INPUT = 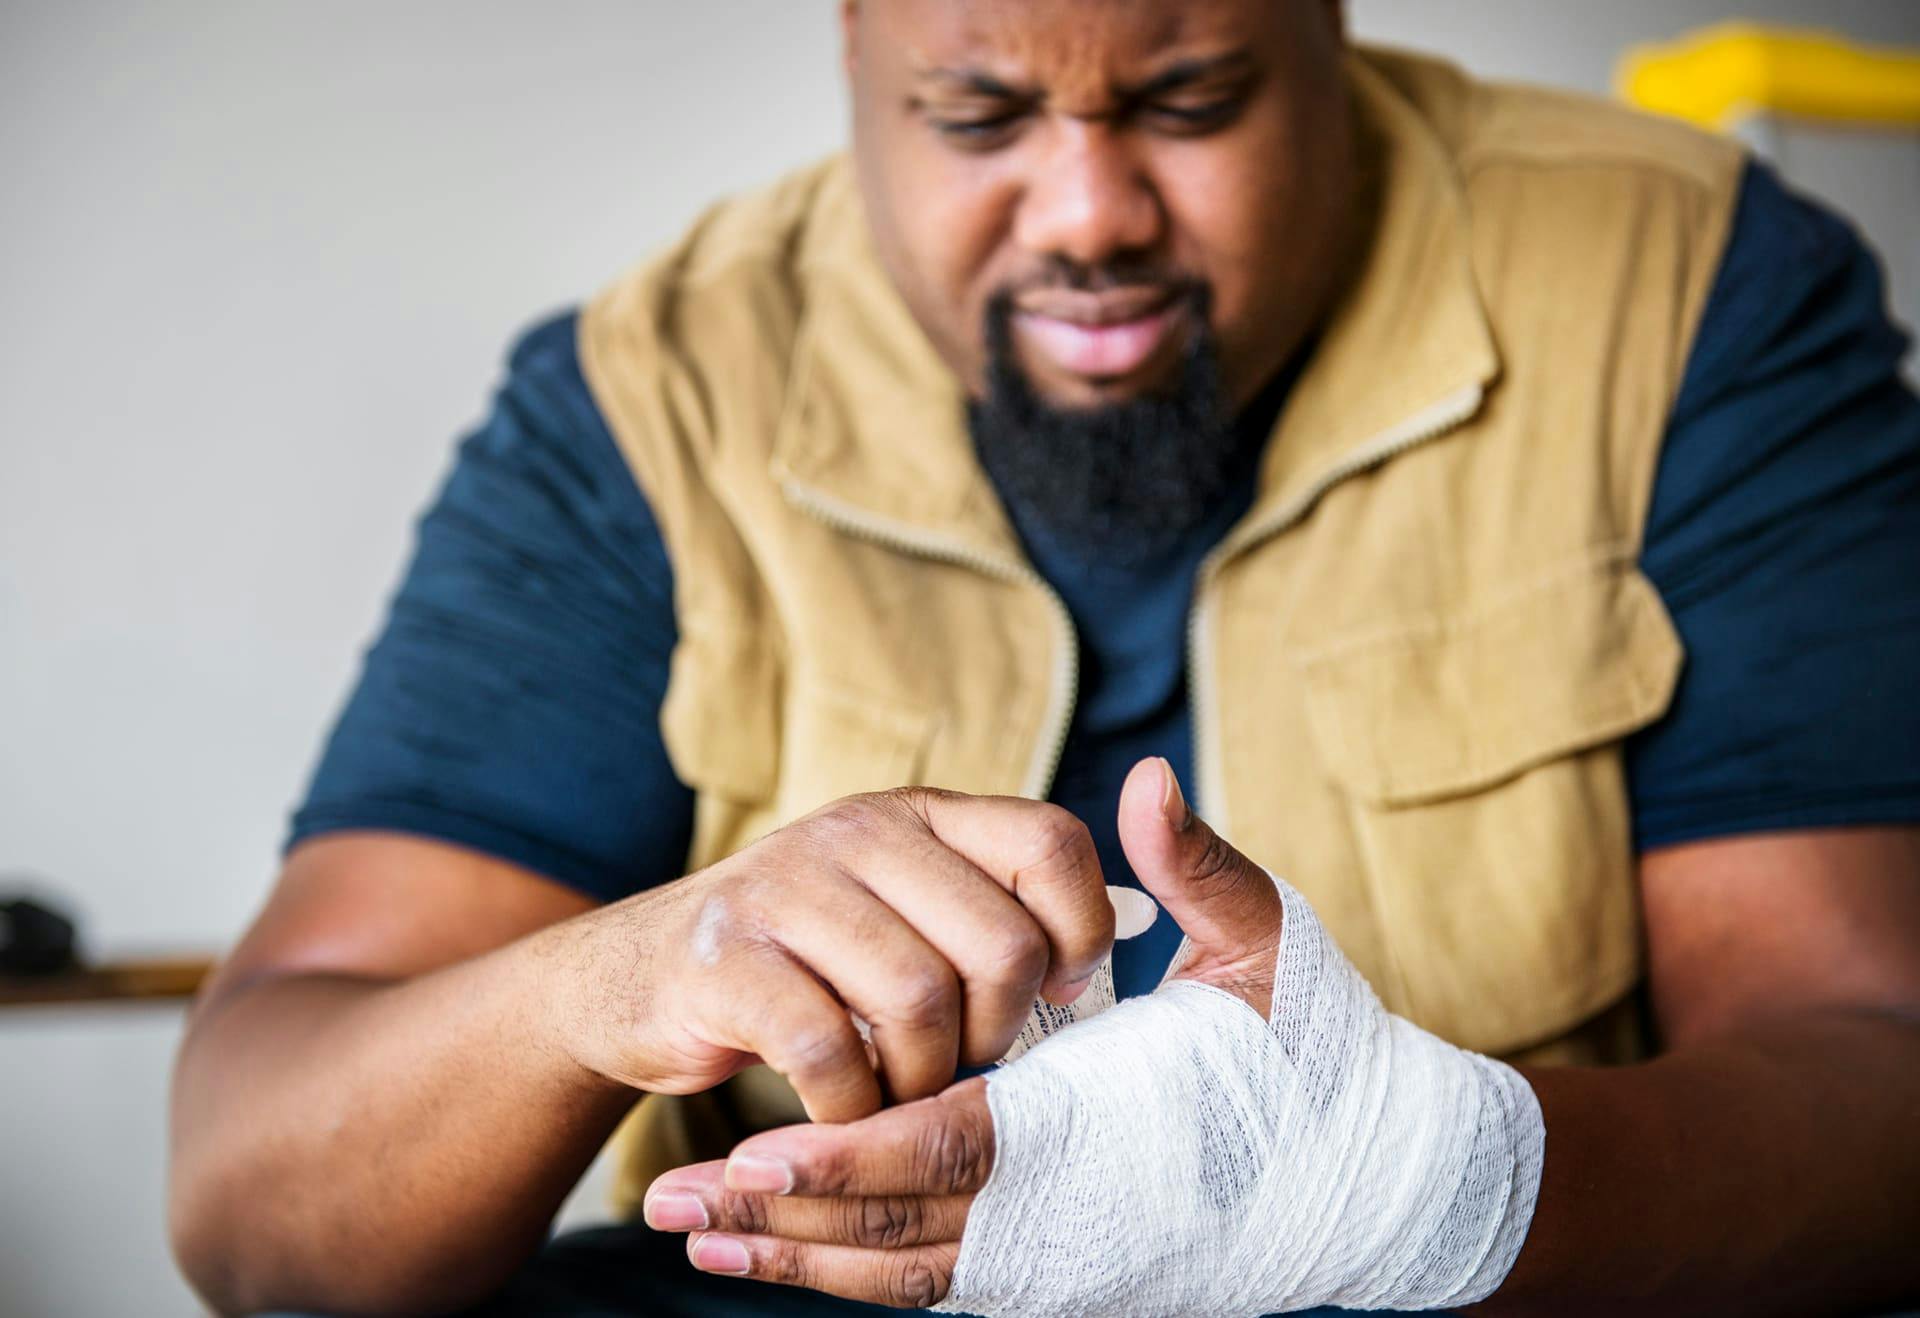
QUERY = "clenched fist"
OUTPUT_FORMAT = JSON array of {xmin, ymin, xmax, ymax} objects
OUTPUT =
[{"xmin": 552, "ymin": 788, "xmax": 1118, "ymax": 1122}]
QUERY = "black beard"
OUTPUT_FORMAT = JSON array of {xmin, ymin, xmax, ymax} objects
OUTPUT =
[{"xmin": 969, "ymin": 287, "xmax": 1239, "ymax": 567}]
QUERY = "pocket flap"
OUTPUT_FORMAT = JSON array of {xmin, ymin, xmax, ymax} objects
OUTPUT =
[
  {"xmin": 660, "ymin": 614, "xmax": 783, "ymax": 803},
  {"xmin": 1296, "ymin": 559, "xmax": 1683, "ymax": 807}
]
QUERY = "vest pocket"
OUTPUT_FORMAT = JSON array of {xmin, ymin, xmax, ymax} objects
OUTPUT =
[
  {"xmin": 773, "ymin": 676, "xmax": 939, "ymax": 821},
  {"xmin": 1297, "ymin": 560, "xmax": 1682, "ymax": 807},
  {"xmin": 1292, "ymin": 558, "xmax": 1683, "ymax": 1056}
]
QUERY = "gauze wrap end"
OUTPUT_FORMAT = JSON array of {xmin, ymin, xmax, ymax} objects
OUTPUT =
[{"xmin": 938, "ymin": 875, "xmax": 1545, "ymax": 1318}]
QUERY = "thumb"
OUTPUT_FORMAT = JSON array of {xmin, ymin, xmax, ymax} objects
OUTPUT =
[{"xmin": 1116, "ymin": 757, "xmax": 1281, "ymax": 1009}]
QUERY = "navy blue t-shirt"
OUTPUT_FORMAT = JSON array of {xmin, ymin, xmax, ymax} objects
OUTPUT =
[{"xmin": 291, "ymin": 162, "xmax": 1920, "ymax": 999}]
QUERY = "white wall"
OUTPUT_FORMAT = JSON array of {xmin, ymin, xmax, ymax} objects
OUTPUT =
[
  {"xmin": 0, "ymin": 1, "xmax": 847, "ymax": 956},
  {"xmin": 3, "ymin": 3, "xmax": 1915, "ymax": 1315}
]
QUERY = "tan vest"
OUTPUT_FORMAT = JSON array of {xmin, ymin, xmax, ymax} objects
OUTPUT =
[{"xmin": 578, "ymin": 49, "xmax": 1744, "ymax": 1213}]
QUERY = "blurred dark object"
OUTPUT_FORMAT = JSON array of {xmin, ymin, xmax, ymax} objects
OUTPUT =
[
  {"xmin": 0, "ymin": 893, "xmax": 80, "ymax": 976},
  {"xmin": 0, "ymin": 884, "xmax": 213, "ymax": 1008}
]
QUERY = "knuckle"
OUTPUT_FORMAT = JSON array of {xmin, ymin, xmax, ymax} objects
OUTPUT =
[
  {"xmin": 1189, "ymin": 825, "xmax": 1242, "ymax": 890},
  {"xmin": 1028, "ymin": 804, "xmax": 1095, "ymax": 870},
  {"xmin": 889, "ymin": 966, "xmax": 959, "ymax": 1030},
  {"xmin": 796, "ymin": 794, "xmax": 895, "ymax": 854},
  {"xmin": 913, "ymin": 1110, "xmax": 988, "ymax": 1196},
  {"xmin": 720, "ymin": 1189, "xmax": 772, "ymax": 1236},
  {"xmin": 885, "ymin": 1257, "xmax": 947, "ymax": 1309},
  {"xmin": 791, "ymin": 812, "xmax": 859, "ymax": 858},
  {"xmin": 889, "ymin": 785, "xmax": 951, "ymax": 825},
  {"xmin": 679, "ymin": 892, "xmax": 740, "ymax": 970},
  {"xmin": 811, "ymin": 1144, "xmax": 857, "ymax": 1197},
  {"xmin": 707, "ymin": 857, "xmax": 777, "ymax": 914},
  {"xmin": 978, "ymin": 921, "xmax": 1049, "ymax": 988},
  {"xmin": 852, "ymin": 790, "xmax": 930, "ymax": 831},
  {"xmin": 785, "ymin": 1022, "xmax": 860, "ymax": 1078},
  {"xmin": 761, "ymin": 1238, "xmax": 806, "ymax": 1288},
  {"xmin": 852, "ymin": 1195, "xmax": 920, "ymax": 1250}
]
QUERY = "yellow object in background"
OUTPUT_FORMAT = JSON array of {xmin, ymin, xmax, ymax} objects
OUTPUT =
[{"xmin": 1620, "ymin": 23, "xmax": 1920, "ymax": 133}]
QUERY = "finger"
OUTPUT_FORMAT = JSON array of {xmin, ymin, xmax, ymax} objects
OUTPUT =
[
  {"xmin": 1115, "ymin": 757, "xmax": 1281, "ymax": 1006},
  {"xmin": 907, "ymin": 790, "xmax": 1114, "ymax": 1000},
  {"xmin": 646, "ymin": 1163, "xmax": 973, "ymax": 1249},
  {"xmin": 725, "ymin": 1077, "xmax": 994, "ymax": 1200},
  {"xmin": 687, "ymin": 1231, "xmax": 959, "ymax": 1310},
  {"xmin": 762, "ymin": 873, "xmax": 962, "ymax": 1104},
  {"xmin": 699, "ymin": 945, "xmax": 881, "ymax": 1124},
  {"xmin": 845, "ymin": 828, "xmax": 1054, "ymax": 1065}
]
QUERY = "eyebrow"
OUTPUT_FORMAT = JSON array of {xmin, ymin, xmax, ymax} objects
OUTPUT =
[
  {"xmin": 914, "ymin": 67, "xmax": 1035, "ymax": 100},
  {"xmin": 1126, "ymin": 49, "xmax": 1255, "ymax": 100},
  {"xmin": 913, "ymin": 46, "xmax": 1254, "ymax": 104}
]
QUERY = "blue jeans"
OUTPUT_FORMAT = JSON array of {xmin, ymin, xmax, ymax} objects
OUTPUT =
[
  {"xmin": 260, "ymin": 1224, "xmax": 1421, "ymax": 1315},
  {"xmin": 261, "ymin": 1223, "xmax": 1920, "ymax": 1315}
]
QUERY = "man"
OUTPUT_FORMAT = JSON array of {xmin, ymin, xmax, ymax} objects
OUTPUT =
[{"xmin": 169, "ymin": 0, "xmax": 1920, "ymax": 1314}]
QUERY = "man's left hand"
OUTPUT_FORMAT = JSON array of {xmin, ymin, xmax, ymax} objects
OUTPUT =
[{"xmin": 643, "ymin": 1075, "xmax": 990, "ymax": 1307}]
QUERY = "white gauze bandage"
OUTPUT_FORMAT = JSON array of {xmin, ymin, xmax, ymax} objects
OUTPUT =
[{"xmin": 938, "ymin": 875, "xmax": 1545, "ymax": 1317}]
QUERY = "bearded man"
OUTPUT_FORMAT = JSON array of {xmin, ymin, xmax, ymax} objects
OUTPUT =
[{"xmin": 169, "ymin": 2, "xmax": 1920, "ymax": 1315}]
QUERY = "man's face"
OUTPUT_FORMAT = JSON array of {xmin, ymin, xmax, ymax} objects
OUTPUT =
[{"xmin": 844, "ymin": 0, "xmax": 1356, "ymax": 412}]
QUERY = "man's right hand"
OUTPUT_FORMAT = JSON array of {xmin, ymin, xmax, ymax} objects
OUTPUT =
[{"xmin": 551, "ymin": 789, "xmax": 1116, "ymax": 1123}]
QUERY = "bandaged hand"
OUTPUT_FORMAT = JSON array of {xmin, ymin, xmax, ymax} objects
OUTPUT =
[{"xmin": 654, "ymin": 758, "xmax": 1543, "ymax": 1314}]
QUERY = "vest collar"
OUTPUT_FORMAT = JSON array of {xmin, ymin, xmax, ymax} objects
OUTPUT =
[
  {"xmin": 772, "ymin": 52, "xmax": 1501, "ymax": 569},
  {"xmin": 770, "ymin": 164, "xmax": 1028, "ymax": 569},
  {"xmin": 1225, "ymin": 55, "xmax": 1501, "ymax": 558}
]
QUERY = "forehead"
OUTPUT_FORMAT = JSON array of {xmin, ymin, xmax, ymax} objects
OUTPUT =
[{"xmin": 867, "ymin": 0, "xmax": 1279, "ymax": 88}]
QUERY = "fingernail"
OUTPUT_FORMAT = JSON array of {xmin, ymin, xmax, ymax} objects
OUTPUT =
[
  {"xmin": 725, "ymin": 1154, "xmax": 794, "ymax": 1195},
  {"xmin": 1108, "ymin": 886, "xmax": 1159, "ymax": 941},
  {"xmin": 1057, "ymin": 972, "xmax": 1093, "ymax": 1005},
  {"xmin": 1159, "ymin": 758, "xmax": 1190, "ymax": 828},
  {"xmin": 691, "ymin": 1234, "xmax": 752, "ymax": 1275},
  {"xmin": 644, "ymin": 1192, "xmax": 707, "ymax": 1232}
]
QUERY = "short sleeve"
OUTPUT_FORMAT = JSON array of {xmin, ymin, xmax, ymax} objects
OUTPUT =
[
  {"xmin": 287, "ymin": 312, "xmax": 696, "ymax": 901},
  {"xmin": 1628, "ymin": 162, "xmax": 1920, "ymax": 850}
]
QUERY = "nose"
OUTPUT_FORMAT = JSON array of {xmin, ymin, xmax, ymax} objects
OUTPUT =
[{"xmin": 1013, "ymin": 119, "xmax": 1165, "ymax": 271}]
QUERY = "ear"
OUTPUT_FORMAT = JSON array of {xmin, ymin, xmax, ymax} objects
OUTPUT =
[
  {"xmin": 841, "ymin": 1, "xmax": 861, "ymax": 82},
  {"xmin": 1320, "ymin": 0, "xmax": 1348, "ymax": 43}
]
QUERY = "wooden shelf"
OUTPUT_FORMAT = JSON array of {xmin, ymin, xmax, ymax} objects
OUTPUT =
[{"xmin": 0, "ymin": 956, "xmax": 215, "ymax": 1008}]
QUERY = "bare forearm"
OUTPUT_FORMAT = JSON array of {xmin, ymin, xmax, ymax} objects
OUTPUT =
[
  {"xmin": 165, "ymin": 792, "xmax": 1131, "ymax": 1313},
  {"xmin": 169, "ymin": 925, "xmax": 635, "ymax": 1317},
  {"xmin": 1486, "ymin": 1010, "xmax": 1920, "ymax": 1317}
]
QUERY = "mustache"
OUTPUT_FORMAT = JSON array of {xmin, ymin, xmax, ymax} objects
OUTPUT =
[{"xmin": 998, "ymin": 255, "xmax": 1208, "ymax": 300}]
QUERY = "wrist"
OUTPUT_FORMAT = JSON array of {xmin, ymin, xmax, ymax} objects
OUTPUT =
[
  {"xmin": 518, "ymin": 901, "xmax": 659, "ymax": 1098},
  {"xmin": 943, "ymin": 876, "xmax": 1546, "ymax": 1318}
]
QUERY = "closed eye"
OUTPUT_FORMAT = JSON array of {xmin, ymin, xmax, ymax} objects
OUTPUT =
[
  {"xmin": 1136, "ymin": 86, "xmax": 1259, "ymax": 134},
  {"xmin": 929, "ymin": 109, "xmax": 1030, "ymax": 149},
  {"xmin": 1147, "ymin": 97, "xmax": 1245, "ymax": 133}
]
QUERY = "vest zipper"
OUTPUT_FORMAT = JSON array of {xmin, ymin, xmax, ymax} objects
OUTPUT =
[
  {"xmin": 782, "ymin": 376, "xmax": 1478, "ymax": 950},
  {"xmin": 779, "ymin": 480, "xmax": 1080, "ymax": 802},
  {"xmin": 1169, "ymin": 380, "xmax": 1486, "ymax": 982}
]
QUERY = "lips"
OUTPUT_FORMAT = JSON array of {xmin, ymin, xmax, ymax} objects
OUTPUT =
[{"xmin": 1011, "ymin": 289, "xmax": 1188, "ymax": 381}]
